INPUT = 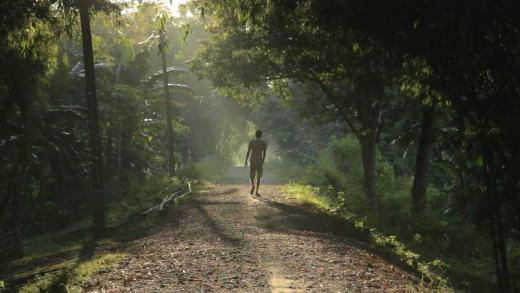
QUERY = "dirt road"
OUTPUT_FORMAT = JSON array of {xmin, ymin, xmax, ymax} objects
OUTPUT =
[{"xmin": 85, "ymin": 181, "xmax": 418, "ymax": 292}]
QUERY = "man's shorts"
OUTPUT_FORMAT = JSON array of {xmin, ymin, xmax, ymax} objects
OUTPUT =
[{"xmin": 250, "ymin": 163, "xmax": 263, "ymax": 179}]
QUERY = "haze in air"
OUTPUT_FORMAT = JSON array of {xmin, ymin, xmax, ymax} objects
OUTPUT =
[{"xmin": 1, "ymin": 1, "xmax": 519, "ymax": 292}]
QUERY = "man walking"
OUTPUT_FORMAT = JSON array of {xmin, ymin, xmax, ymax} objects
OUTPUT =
[{"xmin": 245, "ymin": 130, "xmax": 267, "ymax": 196}]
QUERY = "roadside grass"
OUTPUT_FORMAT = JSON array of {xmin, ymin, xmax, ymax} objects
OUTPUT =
[
  {"xmin": 275, "ymin": 136, "xmax": 496, "ymax": 292},
  {"xmin": 18, "ymin": 253, "xmax": 125, "ymax": 293},
  {"xmin": 281, "ymin": 182, "xmax": 454, "ymax": 292},
  {"xmin": 9, "ymin": 220, "xmax": 91, "ymax": 268},
  {"xmin": 282, "ymin": 183, "xmax": 332, "ymax": 210}
]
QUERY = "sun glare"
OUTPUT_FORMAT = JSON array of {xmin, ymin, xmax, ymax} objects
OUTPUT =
[
  {"xmin": 119, "ymin": 0, "xmax": 189, "ymax": 16},
  {"xmin": 162, "ymin": 0, "xmax": 189, "ymax": 15}
]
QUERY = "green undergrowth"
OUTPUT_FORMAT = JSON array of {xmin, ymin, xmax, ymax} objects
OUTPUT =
[
  {"xmin": 282, "ymin": 184, "xmax": 332, "ymax": 210},
  {"xmin": 3, "ymin": 174, "xmax": 198, "ymax": 291},
  {"xmin": 10, "ymin": 220, "xmax": 91, "ymax": 268},
  {"xmin": 18, "ymin": 253, "xmax": 126, "ymax": 293},
  {"xmin": 276, "ymin": 135, "xmax": 494, "ymax": 292},
  {"xmin": 282, "ymin": 182, "xmax": 454, "ymax": 292},
  {"xmin": 9, "ymin": 175, "xmax": 191, "ymax": 266},
  {"xmin": 106, "ymin": 174, "xmax": 192, "ymax": 227}
]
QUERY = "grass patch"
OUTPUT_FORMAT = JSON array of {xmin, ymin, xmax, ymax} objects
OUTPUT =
[
  {"xmin": 282, "ymin": 182, "xmax": 332, "ymax": 210},
  {"xmin": 11, "ymin": 220, "xmax": 91, "ymax": 267},
  {"xmin": 18, "ymin": 253, "xmax": 125, "ymax": 293}
]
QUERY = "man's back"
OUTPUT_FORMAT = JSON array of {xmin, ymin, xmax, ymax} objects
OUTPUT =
[{"xmin": 248, "ymin": 138, "xmax": 267, "ymax": 165}]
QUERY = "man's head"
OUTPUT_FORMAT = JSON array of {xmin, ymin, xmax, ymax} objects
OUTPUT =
[{"xmin": 255, "ymin": 130, "xmax": 262, "ymax": 138}]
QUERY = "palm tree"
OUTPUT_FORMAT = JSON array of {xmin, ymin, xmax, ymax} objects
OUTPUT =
[
  {"xmin": 159, "ymin": 29, "xmax": 176, "ymax": 175},
  {"xmin": 139, "ymin": 27, "xmax": 197, "ymax": 175}
]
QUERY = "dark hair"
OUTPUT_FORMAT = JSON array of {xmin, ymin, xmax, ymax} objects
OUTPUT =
[{"xmin": 255, "ymin": 130, "xmax": 262, "ymax": 138}]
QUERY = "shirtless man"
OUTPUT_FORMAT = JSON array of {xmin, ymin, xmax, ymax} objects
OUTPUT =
[{"xmin": 244, "ymin": 130, "xmax": 267, "ymax": 196}]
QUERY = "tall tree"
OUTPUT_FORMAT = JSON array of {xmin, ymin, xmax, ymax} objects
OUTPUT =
[
  {"xmin": 159, "ymin": 29, "xmax": 176, "ymax": 175},
  {"xmin": 411, "ymin": 104, "xmax": 434, "ymax": 213},
  {"xmin": 192, "ymin": 1, "xmax": 403, "ymax": 211},
  {"xmin": 307, "ymin": 0, "xmax": 520, "ymax": 289},
  {"xmin": 78, "ymin": 0, "xmax": 105, "ymax": 238}
]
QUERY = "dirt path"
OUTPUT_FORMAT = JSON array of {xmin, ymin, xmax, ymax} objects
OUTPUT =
[{"xmin": 86, "ymin": 184, "xmax": 418, "ymax": 292}]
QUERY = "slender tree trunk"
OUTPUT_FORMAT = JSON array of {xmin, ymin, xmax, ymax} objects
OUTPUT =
[
  {"xmin": 159, "ymin": 30, "xmax": 176, "ymax": 175},
  {"xmin": 119, "ymin": 128, "xmax": 131, "ymax": 187},
  {"xmin": 481, "ymin": 135, "xmax": 511, "ymax": 292},
  {"xmin": 117, "ymin": 126, "xmax": 122, "ymax": 185},
  {"xmin": 411, "ymin": 105, "xmax": 434, "ymax": 213},
  {"xmin": 49, "ymin": 151, "xmax": 67, "ymax": 208},
  {"xmin": 359, "ymin": 133, "xmax": 378, "ymax": 212},
  {"xmin": 79, "ymin": 0, "xmax": 105, "ymax": 239},
  {"xmin": 486, "ymin": 188, "xmax": 511, "ymax": 292},
  {"xmin": 105, "ymin": 128, "xmax": 114, "ymax": 180}
]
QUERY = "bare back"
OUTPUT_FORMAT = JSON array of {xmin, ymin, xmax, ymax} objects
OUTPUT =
[{"xmin": 248, "ymin": 139, "xmax": 267, "ymax": 165}]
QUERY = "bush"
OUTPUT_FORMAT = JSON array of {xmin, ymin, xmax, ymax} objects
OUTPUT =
[
  {"xmin": 303, "ymin": 135, "xmax": 395, "ymax": 207},
  {"xmin": 282, "ymin": 134, "xmax": 493, "ymax": 290},
  {"xmin": 107, "ymin": 175, "xmax": 186, "ymax": 226}
]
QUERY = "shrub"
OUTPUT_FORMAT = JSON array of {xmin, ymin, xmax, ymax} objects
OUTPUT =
[
  {"xmin": 304, "ymin": 135, "xmax": 395, "ymax": 206},
  {"xmin": 282, "ymin": 134, "xmax": 492, "ymax": 290},
  {"xmin": 107, "ymin": 175, "xmax": 185, "ymax": 226}
]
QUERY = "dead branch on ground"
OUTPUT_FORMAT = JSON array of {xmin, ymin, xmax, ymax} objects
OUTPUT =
[{"xmin": 143, "ymin": 182, "xmax": 192, "ymax": 214}]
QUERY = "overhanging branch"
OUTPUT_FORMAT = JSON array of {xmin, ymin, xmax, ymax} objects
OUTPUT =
[{"xmin": 305, "ymin": 75, "xmax": 362, "ymax": 137}]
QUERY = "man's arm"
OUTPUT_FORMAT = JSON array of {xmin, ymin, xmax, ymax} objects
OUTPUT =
[
  {"xmin": 261, "ymin": 144, "xmax": 267, "ymax": 163},
  {"xmin": 245, "ymin": 143, "xmax": 251, "ymax": 166}
]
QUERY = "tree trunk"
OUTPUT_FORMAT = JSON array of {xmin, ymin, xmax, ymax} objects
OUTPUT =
[
  {"xmin": 159, "ymin": 31, "xmax": 176, "ymax": 176},
  {"xmin": 79, "ymin": 0, "xmax": 105, "ymax": 239},
  {"xmin": 411, "ymin": 105, "xmax": 434, "ymax": 213},
  {"xmin": 359, "ymin": 134, "xmax": 378, "ymax": 212},
  {"xmin": 481, "ymin": 136, "xmax": 511, "ymax": 292},
  {"xmin": 119, "ymin": 127, "xmax": 131, "ymax": 187}
]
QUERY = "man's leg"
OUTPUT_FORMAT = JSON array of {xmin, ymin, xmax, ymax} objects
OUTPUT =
[
  {"xmin": 250, "ymin": 177, "xmax": 255, "ymax": 194},
  {"xmin": 255, "ymin": 165, "xmax": 263, "ymax": 196},
  {"xmin": 249, "ymin": 165, "xmax": 255, "ymax": 194},
  {"xmin": 255, "ymin": 176, "xmax": 261, "ymax": 196}
]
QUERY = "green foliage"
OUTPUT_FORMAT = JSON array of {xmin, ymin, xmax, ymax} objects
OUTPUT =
[
  {"xmin": 3, "ymin": 0, "xmax": 520, "ymax": 291},
  {"xmin": 251, "ymin": 95, "xmax": 339, "ymax": 164},
  {"xmin": 18, "ymin": 253, "xmax": 125, "ymax": 293},
  {"xmin": 107, "ymin": 175, "xmax": 186, "ymax": 226},
  {"xmin": 304, "ymin": 135, "xmax": 394, "ymax": 202},
  {"xmin": 282, "ymin": 183, "xmax": 332, "ymax": 210},
  {"xmin": 282, "ymin": 182, "xmax": 453, "ymax": 290},
  {"xmin": 12, "ymin": 221, "xmax": 90, "ymax": 266},
  {"xmin": 279, "ymin": 134, "xmax": 493, "ymax": 290}
]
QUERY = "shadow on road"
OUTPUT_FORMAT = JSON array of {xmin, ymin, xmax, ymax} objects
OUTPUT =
[
  {"xmin": 251, "ymin": 192, "xmax": 422, "ymax": 279},
  {"xmin": 192, "ymin": 199, "xmax": 243, "ymax": 246}
]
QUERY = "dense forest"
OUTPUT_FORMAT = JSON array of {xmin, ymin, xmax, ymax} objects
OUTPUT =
[{"xmin": 1, "ymin": 0, "xmax": 520, "ymax": 292}]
